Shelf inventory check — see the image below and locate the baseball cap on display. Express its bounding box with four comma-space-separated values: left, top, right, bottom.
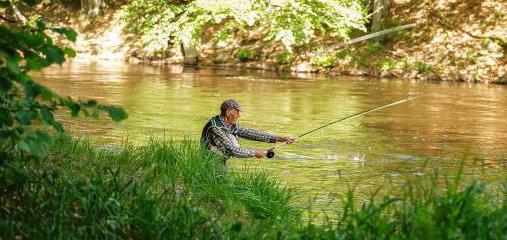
221, 99, 242, 112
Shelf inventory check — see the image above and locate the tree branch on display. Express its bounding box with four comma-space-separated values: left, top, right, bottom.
0, 14, 17, 23
8, 0, 28, 24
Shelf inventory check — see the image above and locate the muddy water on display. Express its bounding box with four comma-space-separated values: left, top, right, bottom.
34, 61, 507, 206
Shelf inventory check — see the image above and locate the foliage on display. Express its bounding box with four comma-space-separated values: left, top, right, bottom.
378, 58, 398, 72
312, 53, 337, 68
234, 49, 254, 62
415, 61, 432, 73
1, 135, 507, 238
366, 41, 384, 54
276, 52, 292, 65
0, 135, 295, 238
0, 2, 127, 158
120, 0, 367, 55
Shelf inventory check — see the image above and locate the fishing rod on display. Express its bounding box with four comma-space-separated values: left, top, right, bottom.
331, 23, 416, 50
266, 96, 418, 158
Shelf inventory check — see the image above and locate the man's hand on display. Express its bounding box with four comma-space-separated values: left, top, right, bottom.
277, 136, 296, 144
254, 150, 267, 158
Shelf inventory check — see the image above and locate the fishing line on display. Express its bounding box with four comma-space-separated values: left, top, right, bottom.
266, 96, 419, 158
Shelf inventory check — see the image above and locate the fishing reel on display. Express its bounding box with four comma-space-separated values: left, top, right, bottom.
267, 149, 275, 158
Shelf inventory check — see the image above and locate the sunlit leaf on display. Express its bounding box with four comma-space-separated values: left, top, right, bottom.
63, 47, 76, 57
26, 55, 43, 70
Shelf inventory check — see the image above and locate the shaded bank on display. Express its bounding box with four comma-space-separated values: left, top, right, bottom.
1, 134, 506, 238
34, 0, 507, 83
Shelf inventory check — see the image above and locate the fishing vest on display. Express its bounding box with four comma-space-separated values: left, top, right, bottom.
201, 115, 239, 158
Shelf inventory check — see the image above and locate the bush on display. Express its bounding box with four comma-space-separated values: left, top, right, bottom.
120, 0, 367, 55
2, 135, 507, 238
276, 52, 292, 65
0, 2, 127, 159
313, 54, 337, 68
415, 61, 432, 73
234, 49, 254, 62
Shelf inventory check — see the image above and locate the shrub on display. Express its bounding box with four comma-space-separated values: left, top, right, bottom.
234, 49, 254, 62
276, 52, 292, 65
415, 61, 432, 73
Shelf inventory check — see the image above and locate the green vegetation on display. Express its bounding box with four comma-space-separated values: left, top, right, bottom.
234, 49, 254, 62
1, 134, 507, 239
276, 52, 292, 65
0, 1, 127, 160
415, 61, 432, 73
2, 1, 507, 238
119, 0, 367, 54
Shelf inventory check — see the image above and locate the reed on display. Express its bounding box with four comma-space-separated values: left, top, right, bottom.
1, 134, 506, 239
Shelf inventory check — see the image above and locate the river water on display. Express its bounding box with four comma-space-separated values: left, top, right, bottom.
34, 61, 507, 206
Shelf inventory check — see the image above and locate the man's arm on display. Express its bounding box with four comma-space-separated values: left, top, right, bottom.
236, 126, 277, 143
210, 127, 256, 158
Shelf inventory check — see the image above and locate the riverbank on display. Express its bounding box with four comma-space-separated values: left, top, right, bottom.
36, 1, 506, 83
1, 134, 506, 238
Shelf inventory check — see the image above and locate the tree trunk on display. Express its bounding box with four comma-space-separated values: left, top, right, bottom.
80, 0, 102, 16
370, 0, 388, 32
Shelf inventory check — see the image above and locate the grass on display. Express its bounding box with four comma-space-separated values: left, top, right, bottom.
1, 134, 507, 239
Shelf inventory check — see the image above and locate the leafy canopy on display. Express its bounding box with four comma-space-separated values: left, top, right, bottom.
1, 1, 128, 158
120, 0, 367, 55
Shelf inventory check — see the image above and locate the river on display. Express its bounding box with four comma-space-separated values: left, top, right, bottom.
34, 61, 507, 207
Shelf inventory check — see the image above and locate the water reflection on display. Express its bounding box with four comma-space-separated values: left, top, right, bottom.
34, 61, 507, 205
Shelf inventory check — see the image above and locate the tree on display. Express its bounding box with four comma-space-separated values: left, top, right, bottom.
0, 0, 128, 160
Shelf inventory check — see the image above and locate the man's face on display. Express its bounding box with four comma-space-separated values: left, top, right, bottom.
226, 108, 241, 124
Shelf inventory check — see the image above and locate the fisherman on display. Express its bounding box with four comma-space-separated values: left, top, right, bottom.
201, 99, 295, 163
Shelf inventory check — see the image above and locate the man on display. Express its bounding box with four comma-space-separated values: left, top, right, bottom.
201, 99, 295, 163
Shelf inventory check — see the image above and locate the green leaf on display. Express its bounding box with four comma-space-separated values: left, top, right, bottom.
102, 106, 128, 121
52, 28, 77, 42
40, 86, 57, 100
15, 110, 37, 125
27, 139, 46, 158
40, 107, 54, 125
69, 103, 80, 117
0, 108, 13, 127
45, 46, 65, 65
18, 140, 31, 153
26, 55, 43, 70
7, 56, 21, 75
63, 47, 76, 57
91, 109, 99, 118
35, 130, 53, 145
85, 99, 97, 107
53, 121, 64, 132
36, 20, 46, 31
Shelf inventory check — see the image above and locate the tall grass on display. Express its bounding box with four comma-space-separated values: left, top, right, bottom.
1, 134, 506, 239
